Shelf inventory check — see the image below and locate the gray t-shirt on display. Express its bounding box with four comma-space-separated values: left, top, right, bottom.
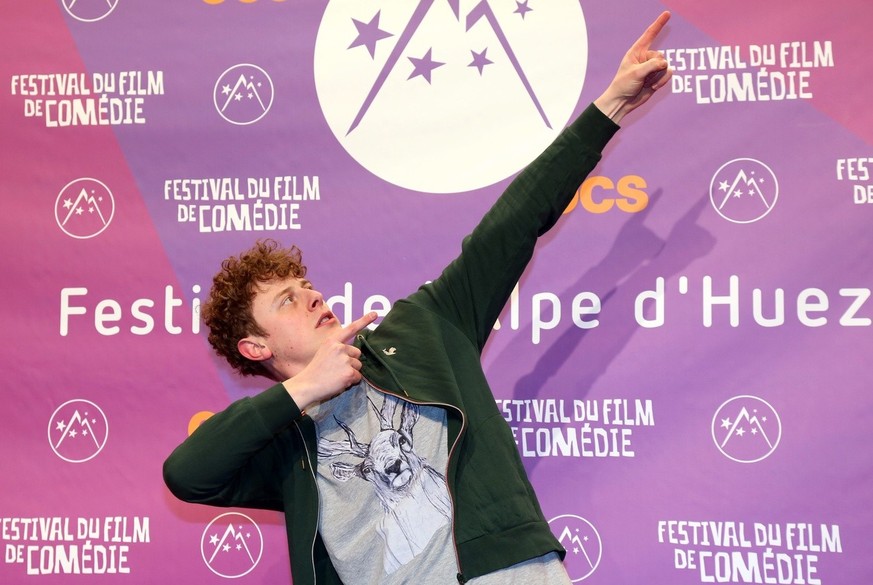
309, 382, 570, 584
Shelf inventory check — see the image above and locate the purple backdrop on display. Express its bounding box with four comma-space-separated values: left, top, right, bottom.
2, 0, 871, 583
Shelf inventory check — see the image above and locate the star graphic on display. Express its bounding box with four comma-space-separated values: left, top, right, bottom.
348, 11, 393, 58
514, 0, 533, 19
234, 93, 243, 101
83, 429, 89, 437
75, 207, 84, 215
236, 544, 242, 550
751, 428, 759, 435
210, 534, 219, 545
63, 198, 73, 209
719, 180, 729, 192
88, 207, 95, 213
222, 543, 231, 552
408, 48, 444, 83
69, 429, 78, 438
733, 189, 743, 198
468, 48, 494, 75
222, 84, 231, 95
56, 421, 67, 432
721, 418, 731, 429
735, 427, 746, 437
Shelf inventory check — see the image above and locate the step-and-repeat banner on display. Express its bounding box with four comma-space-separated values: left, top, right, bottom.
2, 0, 870, 583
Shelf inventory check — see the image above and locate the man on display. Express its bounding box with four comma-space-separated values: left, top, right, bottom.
165, 12, 673, 584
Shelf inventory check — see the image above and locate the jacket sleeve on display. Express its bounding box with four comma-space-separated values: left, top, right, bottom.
408, 103, 619, 351
163, 383, 303, 512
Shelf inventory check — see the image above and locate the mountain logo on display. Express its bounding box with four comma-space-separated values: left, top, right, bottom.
548, 514, 602, 581
709, 158, 779, 223
711, 395, 782, 463
62, 0, 120, 23
213, 64, 275, 125
200, 512, 264, 578
47, 399, 109, 463
55, 178, 115, 239
314, 0, 589, 193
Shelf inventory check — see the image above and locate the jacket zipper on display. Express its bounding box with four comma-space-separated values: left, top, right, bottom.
294, 419, 320, 585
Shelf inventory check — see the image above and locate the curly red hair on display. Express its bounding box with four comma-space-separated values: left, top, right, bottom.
201, 239, 307, 378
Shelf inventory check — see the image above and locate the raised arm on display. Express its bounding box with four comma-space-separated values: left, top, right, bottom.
407, 13, 674, 348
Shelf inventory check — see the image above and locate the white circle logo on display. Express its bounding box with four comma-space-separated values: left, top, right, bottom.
709, 158, 779, 223
214, 64, 275, 125
549, 514, 602, 581
62, 0, 120, 22
315, 0, 588, 193
712, 395, 782, 463
47, 399, 109, 463
201, 512, 264, 578
55, 178, 115, 239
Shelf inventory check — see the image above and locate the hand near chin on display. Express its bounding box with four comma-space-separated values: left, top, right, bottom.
283, 312, 379, 411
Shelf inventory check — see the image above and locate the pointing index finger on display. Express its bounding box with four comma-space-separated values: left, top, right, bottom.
337, 311, 378, 343
631, 11, 671, 55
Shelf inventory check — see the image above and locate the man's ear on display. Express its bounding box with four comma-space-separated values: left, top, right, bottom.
238, 337, 272, 361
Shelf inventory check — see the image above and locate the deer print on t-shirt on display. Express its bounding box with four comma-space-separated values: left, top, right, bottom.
317, 395, 452, 574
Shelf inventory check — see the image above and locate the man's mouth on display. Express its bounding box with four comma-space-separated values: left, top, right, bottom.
316, 312, 334, 328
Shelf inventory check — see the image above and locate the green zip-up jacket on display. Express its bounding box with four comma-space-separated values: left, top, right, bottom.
164, 103, 618, 584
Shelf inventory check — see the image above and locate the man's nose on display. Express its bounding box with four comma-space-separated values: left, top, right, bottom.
307, 290, 324, 310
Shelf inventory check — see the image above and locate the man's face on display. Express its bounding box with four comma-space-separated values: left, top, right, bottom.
247, 277, 340, 378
